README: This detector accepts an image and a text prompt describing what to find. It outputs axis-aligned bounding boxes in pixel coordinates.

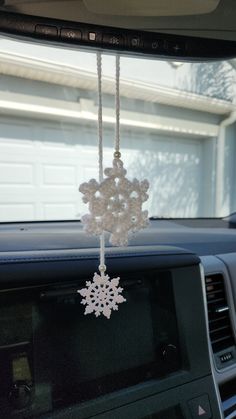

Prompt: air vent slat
[207,289,224,297]
[210,324,230,334]
[211,334,233,344]
[205,274,235,354]
[208,315,229,327]
[209,315,228,324]
[206,280,223,286]
[207,297,226,305]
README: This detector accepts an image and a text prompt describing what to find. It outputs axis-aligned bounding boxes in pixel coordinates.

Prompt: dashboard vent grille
[205,274,235,353]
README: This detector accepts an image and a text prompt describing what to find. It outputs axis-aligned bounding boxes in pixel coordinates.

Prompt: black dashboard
[1,219,236,418]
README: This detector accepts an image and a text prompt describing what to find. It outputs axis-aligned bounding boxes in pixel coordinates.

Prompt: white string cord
[99,232,105,273]
[97,52,103,184]
[97,52,106,275]
[115,54,121,156]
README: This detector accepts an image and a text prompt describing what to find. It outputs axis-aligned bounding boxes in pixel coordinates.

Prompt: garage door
[0,116,203,222]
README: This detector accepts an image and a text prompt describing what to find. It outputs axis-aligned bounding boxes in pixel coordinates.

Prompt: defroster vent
[205,274,235,353]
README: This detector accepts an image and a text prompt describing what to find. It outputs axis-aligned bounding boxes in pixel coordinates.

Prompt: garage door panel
[0,142,35,155]
[0,203,36,221]
[82,166,98,181]
[0,162,34,185]
[37,190,79,200]
[43,203,78,220]
[43,165,77,185]
[0,119,204,221]
[39,146,77,160]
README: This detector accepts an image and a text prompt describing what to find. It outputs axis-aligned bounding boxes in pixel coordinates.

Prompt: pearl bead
[99,264,106,272]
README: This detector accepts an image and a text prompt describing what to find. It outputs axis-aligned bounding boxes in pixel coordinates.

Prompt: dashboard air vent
[205,274,235,353]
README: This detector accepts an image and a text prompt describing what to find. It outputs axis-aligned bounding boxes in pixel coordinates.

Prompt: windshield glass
[0,36,236,222]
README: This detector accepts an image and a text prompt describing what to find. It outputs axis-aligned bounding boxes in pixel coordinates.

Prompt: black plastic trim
[0,245,200,287]
[0,11,236,60]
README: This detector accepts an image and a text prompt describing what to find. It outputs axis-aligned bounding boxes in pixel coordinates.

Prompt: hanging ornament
[78,53,126,319]
[79,55,149,247]
[78,272,125,319]
[79,159,149,246]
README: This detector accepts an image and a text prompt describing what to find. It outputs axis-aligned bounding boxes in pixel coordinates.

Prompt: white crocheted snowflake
[79,158,149,246]
[78,272,126,319]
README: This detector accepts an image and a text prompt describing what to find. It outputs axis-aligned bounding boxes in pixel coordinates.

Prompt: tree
[187,61,235,102]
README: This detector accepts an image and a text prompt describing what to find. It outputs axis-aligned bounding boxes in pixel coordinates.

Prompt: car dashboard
[0,219,236,418]
[0,0,236,415]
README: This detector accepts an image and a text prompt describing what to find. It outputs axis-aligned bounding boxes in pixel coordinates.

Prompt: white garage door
[0,116,203,222]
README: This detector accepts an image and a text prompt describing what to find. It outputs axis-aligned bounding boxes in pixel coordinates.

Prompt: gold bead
[114,151,121,159]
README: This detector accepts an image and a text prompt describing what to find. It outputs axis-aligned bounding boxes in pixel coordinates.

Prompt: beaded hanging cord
[78,53,126,319]
[114,55,121,159]
[78,53,149,319]
[97,52,105,275]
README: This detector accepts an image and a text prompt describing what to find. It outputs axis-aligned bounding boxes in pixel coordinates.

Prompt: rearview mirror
[0,1,236,60]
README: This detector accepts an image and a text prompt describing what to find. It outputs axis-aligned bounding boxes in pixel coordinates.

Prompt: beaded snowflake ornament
[79,157,149,246]
[78,53,149,319]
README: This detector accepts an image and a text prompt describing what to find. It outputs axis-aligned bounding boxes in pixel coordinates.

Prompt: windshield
[0,36,236,222]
